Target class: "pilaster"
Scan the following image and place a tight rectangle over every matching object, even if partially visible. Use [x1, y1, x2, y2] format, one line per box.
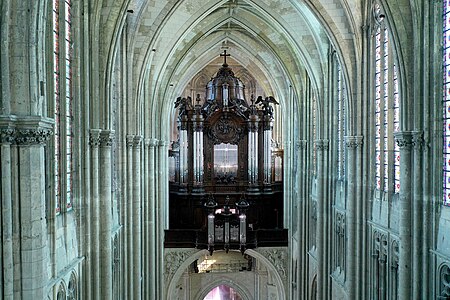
[394, 131, 414, 300]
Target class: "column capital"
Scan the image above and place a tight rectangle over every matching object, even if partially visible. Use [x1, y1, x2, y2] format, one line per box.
[133, 135, 143, 147]
[0, 128, 15, 144]
[296, 140, 307, 150]
[126, 135, 134, 147]
[159, 140, 170, 147]
[412, 131, 425, 150]
[89, 129, 102, 147]
[315, 139, 329, 150]
[146, 138, 159, 148]
[0, 115, 54, 145]
[394, 131, 414, 150]
[345, 135, 363, 148]
[99, 130, 115, 147]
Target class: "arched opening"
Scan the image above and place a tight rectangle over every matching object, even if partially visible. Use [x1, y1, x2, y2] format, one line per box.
[203, 285, 243, 300]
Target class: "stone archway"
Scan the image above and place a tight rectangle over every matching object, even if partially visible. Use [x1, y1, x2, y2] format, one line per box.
[165, 248, 287, 300]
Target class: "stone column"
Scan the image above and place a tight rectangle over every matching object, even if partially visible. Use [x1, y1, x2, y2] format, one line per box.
[0, 128, 15, 299]
[143, 138, 150, 300]
[297, 140, 307, 300]
[89, 129, 101, 300]
[412, 131, 424, 299]
[148, 139, 158, 300]
[315, 139, 328, 300]
[99, 130, 114, 299]
[126, 135, 134, 297]
[345, 136, 363, 300]
[157, 140, 170, 299]
[394, 131, 413, 300]
[12, 119, 53, 299]
[132, 135, 142, 299]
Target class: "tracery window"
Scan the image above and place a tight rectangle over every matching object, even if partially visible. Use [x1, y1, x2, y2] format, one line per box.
[336, 62, 346, 179]
[373, 3, 400, 194]
[443, 0, 450, 206]
[53, 0, 74, 214]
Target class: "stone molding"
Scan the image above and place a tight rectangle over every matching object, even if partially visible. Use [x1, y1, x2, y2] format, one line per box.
[0, 115, 54, 145]
[394, 131, 414, 150]
[164, 248, 198, 284]
[345, 136, 363, 148]
[256, 247, 288, 281]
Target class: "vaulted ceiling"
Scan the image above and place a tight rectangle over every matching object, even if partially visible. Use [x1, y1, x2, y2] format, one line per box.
[124, 0, 360, 113]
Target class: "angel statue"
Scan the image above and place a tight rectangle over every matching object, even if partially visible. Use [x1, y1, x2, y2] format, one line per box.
[174, 96, 192, 116]
[255, 95, 279, 118]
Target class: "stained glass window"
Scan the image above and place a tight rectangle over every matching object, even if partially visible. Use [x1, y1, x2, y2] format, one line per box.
[53, 0, 74, 214]
[374, 4, 400, 194]
[337, 63, 346, 179]
[443, 0, 450, 205]
[53, 0, 61, 214]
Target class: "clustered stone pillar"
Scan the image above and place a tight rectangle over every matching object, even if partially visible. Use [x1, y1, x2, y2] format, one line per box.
[345, 136, 363, 300]
[157, 140, 170, 299]
[89, 129, 101, 300]
[99, 130, 114, 299]
[298, 140, 308, 300]
[412, 131, 424, 299]
[147, 139, 158, 300]
[0, 128, 14, 299]
[0, 118, 53, 299]
[394, 131, 414, 300]
[315, 139, 328, 300]
[132, 135, 142, 299]
[126, 135, 134, 297]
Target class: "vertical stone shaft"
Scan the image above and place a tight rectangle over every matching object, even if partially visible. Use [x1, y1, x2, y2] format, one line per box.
[99, 130, 114, 299]
[299, 140, 308, 300]
[89, 129, 101, 300]
[1, 139, 13, 298]
[345, 136, 362, 299]
[126, 135, 134, 296]
[133, 136, 142, 299]
[412, 132, 424, 299]
[394, 131, 413, 300]
[157, 140, 169, 299]
[18, 143, 49, 298]
[143, 139, 149, 300]
[148, 139, 157, 300]
[315, 139, 328, 300]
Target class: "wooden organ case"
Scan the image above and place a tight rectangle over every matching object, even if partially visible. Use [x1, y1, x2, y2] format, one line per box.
[165, 53, 287, 252]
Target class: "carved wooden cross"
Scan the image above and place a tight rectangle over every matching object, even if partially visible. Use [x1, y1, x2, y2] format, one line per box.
[220, 50, 230, 65]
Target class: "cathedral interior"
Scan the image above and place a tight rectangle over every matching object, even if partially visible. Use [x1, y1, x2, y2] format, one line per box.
[1, 0, 450, 299]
